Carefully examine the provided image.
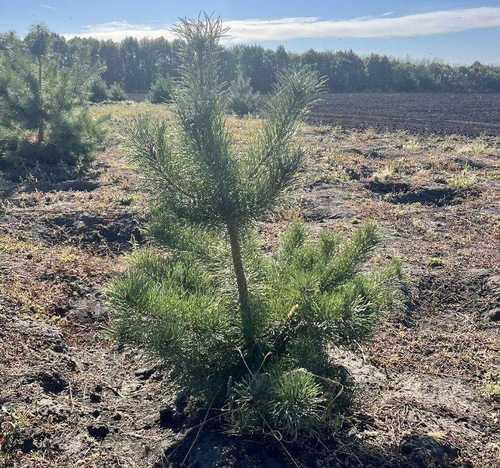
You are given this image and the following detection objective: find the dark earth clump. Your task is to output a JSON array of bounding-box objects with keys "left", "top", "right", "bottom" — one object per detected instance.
[
  {"left": 159, "top": 432, "right": 288, "bottom": 468},
  {"left": 87, "top": 425, "right": 110, "bottom": 441},
  {"left": 389, "top": 185, "right": 477, "bottom": 207},
  {"left": 36, "top": 372, "right": 68, "bottom": 395},
  {"left": 365, "top": 180, "right": 411, "bottom": 194},
  {"left": 365, "top": 181, "right": 479, "bottom": 207},
  {"left": 399, "top": 434, "right": 459, "bottom": 467},
  {"left": 41, "top": 212, "right": 144, "bottom": 252}
]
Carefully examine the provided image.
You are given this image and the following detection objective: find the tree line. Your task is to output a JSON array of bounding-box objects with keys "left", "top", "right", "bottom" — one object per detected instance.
[
  {"left": 29, "top": 32, "right": 500, "bottom": 94},
  {"left": 3, "top": 26, "right": 500, "bottom": 96}
]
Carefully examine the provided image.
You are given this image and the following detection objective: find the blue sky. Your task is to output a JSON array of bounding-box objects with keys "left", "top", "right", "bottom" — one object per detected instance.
[{"left": 1, "top": 0, "right": 500, "bottom": 64}]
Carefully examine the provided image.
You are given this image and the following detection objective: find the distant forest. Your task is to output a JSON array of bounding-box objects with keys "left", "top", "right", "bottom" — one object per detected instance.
[{"left": 2, "top": 29, "right": 500, "bottom": 94}]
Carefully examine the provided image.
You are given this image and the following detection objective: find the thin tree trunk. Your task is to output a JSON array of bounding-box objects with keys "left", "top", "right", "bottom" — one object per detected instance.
[
  {"left": 227, "top": 223, "right": 254, "bottom": 348},
  {"left": 37, "top": 57, "right": 44, "bottom": 144}
]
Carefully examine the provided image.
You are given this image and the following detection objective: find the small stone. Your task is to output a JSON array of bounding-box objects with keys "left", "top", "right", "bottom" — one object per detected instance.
[
  {"left": 38, "top": 398, "right": 52, "bottom": 407},
  {"left": 67, "top": 357, "right": 83, "bottom": 372},
  {"left": 487, "top": 308, "right": 500, "bottom": 321},
  {"left": 487, "top": 275, "right": 500, "bottom": 291},
  {"left": 467, "top": 268, "right": 489, "bottom": 278},
  {"left": 141, "top": 413, "right": 159, "bottom": 429},
  {"left": 134, "top": 366, "right": 157, "bottom": 380}
]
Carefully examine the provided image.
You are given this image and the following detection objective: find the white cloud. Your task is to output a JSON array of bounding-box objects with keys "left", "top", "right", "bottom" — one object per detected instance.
[
  {"left": 66, "top": 21, "right": 177, "bottom": 41},
  {"left": 40, "top": 3, "right": 56, "bottom": 11},
  {"left": 64, "top": 7, "right": 500, "bottom": 43}
]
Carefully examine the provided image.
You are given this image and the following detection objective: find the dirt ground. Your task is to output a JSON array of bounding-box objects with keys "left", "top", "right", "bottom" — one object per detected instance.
[
  {"left": 1, "top": 103, "right": 499, "bottom": 467},
  {"left": 310, "top": 93, "right": 500, "bottom": 136}
]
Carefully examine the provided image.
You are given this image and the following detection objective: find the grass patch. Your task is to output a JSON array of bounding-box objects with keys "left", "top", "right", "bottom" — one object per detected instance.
[
  {"left": 482, "top": 371, "right": 500, "bottom": 402},
  {"left": 448, "top": 165, "right": 478, "bottom": 190},
  {"left": 428, "top": 257, "right": 445, "bottom": 268},
  {"left": 457, "top": 139, "right": 494, "bottom": 157}
]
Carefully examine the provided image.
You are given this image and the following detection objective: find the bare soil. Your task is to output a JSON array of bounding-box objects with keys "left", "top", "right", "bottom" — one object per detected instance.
[
  {"left": 1, "top": 105, "right": 499, "bottom": 467},
  {"left": 310, "top": 93, "right": 500, "bottom": 136}
]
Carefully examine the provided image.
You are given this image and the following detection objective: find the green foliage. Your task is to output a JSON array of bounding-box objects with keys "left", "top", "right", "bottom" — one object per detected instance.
[
  {"left": 4, "top": 24, "right": 500, "bottom": 95},
  {"left": 228, "top": 368, "right": 327, "bottom": 440},
  {"left": 0, "top": 109, "right": 107, "bottom": 179},
  {"left": 109, "top": 222, "right": 401, "bottom": 436},
  {"left": 25, "top": 24, "right": 50, "bottom": 59},
  {"left": 228, "top": 72, "right": 260, "bottom": 116},
  {"left": 108, "top": 82, "right": 127, "bottom": 101},
  {"left": 89, "top": 80, "right": 127, "bottom": 103},
  {"left": 108, "top": 248, "right": 244, "bottom": 399},
  {"left": 27, "top": 31, "right": 500, "bottom": 94},
  {"left": 127, "top": 69, "right": 324, "bottom": 232},
  {"left": 148, "top": 77, "right": 173, "bottom": 103},
  {"left": 0, "top": 407, "right": 29, "bottom": 464},
  {"left": 89, "top": 78, "right": 109, "bottom": 103},
  {"left": 482, "top": 371, "right": 500, "bottom": 402},
  {"left": 0, "top": 25, "right": 105, "bottom": 180},
  {"left": 107, "top": 16, "right": 402, "bottom": 439}
]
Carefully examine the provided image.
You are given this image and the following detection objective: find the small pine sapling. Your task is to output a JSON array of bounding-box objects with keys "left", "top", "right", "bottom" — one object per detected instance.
[
  {"left": 108, "top": 15, "right": 402, "bottom": 439},
  {"left": 148, "top": 76, "right": 173, "bottom": 103},
  {"left": 228, "top": 71, "right": 260, "bottom": 116},
  {"left": 108, "top": 82, "right": 127, "bottom": 101},
  {"left": 89, "top": 78, "right": 110, "bottom": 103},
  {"left": 0, "top": 24, "right": 106, "bottom": 180}
]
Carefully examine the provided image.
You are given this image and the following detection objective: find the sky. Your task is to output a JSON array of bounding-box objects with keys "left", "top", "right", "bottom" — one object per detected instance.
[{"left": 1, "top": 1, "right": 500, "bottom": 64}]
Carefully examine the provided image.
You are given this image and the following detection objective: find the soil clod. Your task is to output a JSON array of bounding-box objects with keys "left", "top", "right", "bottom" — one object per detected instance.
[
  {"left": 390, "top": 185, "right": 476, "bottom": 207},
  {"left": 87, "top": 425, "right": 110, "bottom": 441},
  {"left": 159, "top": 406, "right": 185, "bottom": 433},
  {"left": 400, "top": 434, "right": 459, "bottom": 467},
  {"left": 36, "top": 372, "right": 67, "bottom": 394},
  {"left": 159, "top": 431, "right": 287, "bottom": 468},
  {"left": 366, "top": 180, "right": 411, "bottom": 194},
  {"left": 486, "top": 308, "right": 500, "bottom": 321}
]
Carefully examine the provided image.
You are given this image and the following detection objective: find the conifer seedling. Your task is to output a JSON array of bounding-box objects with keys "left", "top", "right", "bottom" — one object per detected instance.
[{"left": 108, "top": 15, "right": 401, "bottom": 438}]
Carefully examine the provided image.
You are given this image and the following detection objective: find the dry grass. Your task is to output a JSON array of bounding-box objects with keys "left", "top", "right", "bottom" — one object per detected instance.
[{"left": 448, "top": 164, "right": 479, "bottom": 189}]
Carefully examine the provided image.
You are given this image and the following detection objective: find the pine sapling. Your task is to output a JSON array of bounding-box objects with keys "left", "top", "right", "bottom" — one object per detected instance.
[
  {"left": 108, "top": 15, "right": 402, "bottom": 439},
  {"left": 0, "top": 24, "right": 106, "bottom": 180}
]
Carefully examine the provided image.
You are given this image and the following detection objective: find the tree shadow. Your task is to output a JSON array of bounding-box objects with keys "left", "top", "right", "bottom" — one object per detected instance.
[
  {"left": 37, "top": 211, "right": 144, "bottom": 253},
  {"left": 0, "top": 173, "right": 17, "bottom": 201},
  {"left": 0, "top": 152, "right": 104, "bottom": 201},
  {"left": 155, "top": 425, "right": 461, "bottom": 468}
]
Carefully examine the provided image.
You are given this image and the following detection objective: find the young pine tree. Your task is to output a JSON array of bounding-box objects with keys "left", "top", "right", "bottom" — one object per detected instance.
[
  {"left": 148, "top": 76, "right": 173, "bottom": 103},
  {"left": 25, "top": 24, "right": 50, "bottom": 143},
  {"left": 108, "top": 82, "right": 127, "bottom": 101},
  {"left": 89, "top": 78, "right": 110, "bottom": 103},
  {"left": 0, "top": 25, "right": 105, "bottom": 179},
  {"left": 228, "top": 70, "right": 260, "bottom": 116},
  {"left": 108, "top": 16, "right": 401, "bottom": 438}
]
